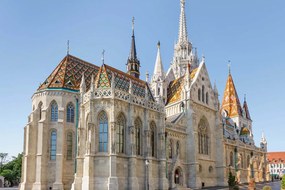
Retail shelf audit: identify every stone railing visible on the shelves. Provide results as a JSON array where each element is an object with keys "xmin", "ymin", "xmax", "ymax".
[{"xmin": 82, "ymin": 88, "xmax": 161, "ymax": 112}]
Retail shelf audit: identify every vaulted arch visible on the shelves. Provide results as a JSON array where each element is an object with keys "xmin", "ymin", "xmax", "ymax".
[{"xmin": 198, "ymin": 116, "xmax": 210, "ymax": 155}]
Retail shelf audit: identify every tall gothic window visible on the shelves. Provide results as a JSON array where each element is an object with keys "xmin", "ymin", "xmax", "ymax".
[
  {"xmin": 230, "ymin": 152, "xmax": 234, "ymax": 166},
  {"xmin": 206, "ymin": 92, "xmax": 209, "ymax": 104},
  {"xmin": 176, "ymin": 141, "xmax": 180, "ymax": 155},
  {"xmin": 202, "ymin": 85, "xmax": 205, "ymax": 103},
  {"xmin": 240, "ymin": 154, "xmax": 244, "ymax": 168},
  {"xmin": 50, "ymin": 130, "xmax": 57, "ymax": 160},
  {"xmin": 116, "ymin": 114, "xmax": 125, "ymax": 153},
  {"xmin": 134, "ymin": 118, "xmax": 142, "ymax": 156},
  {"xmin": 66, "ymin": 132, "xmax": 73, "ymax": 160},
  {"xmin": 247, "ymin": 155, "xmax": 250, "ymax": 168},
  {"xmin": 38, "ymin": 102, "xmax": 43, "ymax": 120},
  {"xmin": 198, "ymin": 89, "xmax": 201, "ymax": 101},
  {"xmin": 198, "ymin": 117, "xmax": 209, "ymax": 155},
  {"xmin": 168, "ymin": 140, "xmax": 173, "ymax": 159},
  {"xmin": 66, "ymin": 102, "xmax": 75, "ymax": 123},
  {"xmin": 150, "ymin": 122, "xmax": 156, "ymax": 157},
  {"xmin": 51, "ymin": 101, "xmax": 58, "ymax": 122},
  {"xmin": 99, "ymin": 111, "xmax": 108, "ymax": 152}
]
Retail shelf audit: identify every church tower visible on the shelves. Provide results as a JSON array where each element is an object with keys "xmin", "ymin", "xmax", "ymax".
[
  {"xmin": 170, "ymin": 0, "xmax": 199, "ymax": 79},
  {"xmin": 126, "ymin": 17, "xmax": 140, "ymax": 78}
]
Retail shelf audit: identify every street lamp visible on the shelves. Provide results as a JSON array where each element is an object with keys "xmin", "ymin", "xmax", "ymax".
[{"xmin": 145, "ymin": 159, "xmax": 149, "ymax": 190}]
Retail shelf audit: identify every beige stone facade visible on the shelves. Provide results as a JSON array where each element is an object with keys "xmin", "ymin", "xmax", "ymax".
[{"xmin": 19, "ymin": 0, "xmax": 268, "ymax": 190}]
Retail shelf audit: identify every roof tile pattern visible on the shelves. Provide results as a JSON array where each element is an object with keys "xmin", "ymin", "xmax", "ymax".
[
  {"xmin": 38, "ymin": 55, "xmax": 99, "ymax": 91},
  {"xmin": 267, "ymin": 152, "xmax": 285, "ymax": 163},
  {"xmin": 221, "ymin": 73, "xmax": 242, "ymax": 118}
]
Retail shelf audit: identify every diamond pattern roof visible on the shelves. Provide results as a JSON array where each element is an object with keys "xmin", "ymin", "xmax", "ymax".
[{"xmin": 38, "ymin": 55, "xmax": 99, "ymax": 91}]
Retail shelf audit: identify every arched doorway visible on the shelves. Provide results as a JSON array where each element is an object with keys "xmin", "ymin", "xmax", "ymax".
[{"xmin": 174, "ymin": 168, "xmax": 183, "ymax": 186}]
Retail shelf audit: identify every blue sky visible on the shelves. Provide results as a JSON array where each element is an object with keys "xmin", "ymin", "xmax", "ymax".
[{"xmin": 0, "ymin": 0, "xmax": 284, "ymax": 158}]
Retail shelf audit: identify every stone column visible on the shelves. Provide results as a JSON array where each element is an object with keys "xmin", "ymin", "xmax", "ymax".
[
  {"xmin": 108, "ymin": 122, "xmax": 118, "ymax": 190},
  {"xmin": 32, "ymin": 120, "xmax": 48, "ymax": 190}
]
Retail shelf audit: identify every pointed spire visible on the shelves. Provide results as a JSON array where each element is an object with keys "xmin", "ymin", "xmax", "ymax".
[
  {"xmin": 67, "ymin": 40, "xmax": 70, "ymax": 55},
  {"xmin": 243, "ymin": 94, "xmax": 251, "ymax": 120},
  {"xmin": 221, "ymin": 72, "xmax": 242, "ymax": 118},
  {"xmin": 153, "ymin": 41, "xmax": 164, "ymax": 81},
  {"xmin": 178, "ymin": 0, "xmax": 188, "ymax": 43},
  {"xmin": 261, "ymin": 131, "xmax": 267, "ymax": 144},
  {"xmin": 80, "ymin": 73, "xmax": 86, "ymax": 93},
  {"xmin": 228, "ymin": 60, "xmax": 231, "ymax": 74},
  {"xmin": 127, "ymin": 17, "xmax": 140, "ymax": 78},
  {"xmin": 129, "ymin": 17, "xmax": 137, "ymax": 61}
]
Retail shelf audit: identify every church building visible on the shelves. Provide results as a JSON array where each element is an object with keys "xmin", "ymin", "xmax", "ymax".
[{"xmin": 19, "ymin": 0, "xmax": 269, "ymax": 189}]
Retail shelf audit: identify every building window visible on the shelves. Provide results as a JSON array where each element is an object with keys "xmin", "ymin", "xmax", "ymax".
[
  {"xmin": 176, "ymin": 141, "xmax": 180, "ymax": 155},
  {"xmin": 198, "ymin": 117, "xmax": 209, "ymax": 155},
  {"xmin": 134, "ymin": 118, "xmax": 142, "ymax": 156},
  {"xmin": 240, "ymin": 154, "xmax": 243, "ymax": 168},
  {"xmin": 206, "ymin": 92, "xmax": 209, "ymax": 104},
  {"xmin": 198, "ymin": 89, "xmax": 201, "ymax": 101},
  {"xmin": 66, "ymin": 102, "xmax": 75, "ymax": 123},
  {"xmin": 169, "ymin": 140, "xmax": 173, "ymax": 159},
  {"xmin": 66, "ymin": 132, "xmax": 73, "ymax": 160},
  {"xmin": 247, "ymin": 155, "xmax": 250, "ymax": 168},
  {"xmin": 150, "ymin": 122, "xmax": 156, "ymax": 157},
  {"xmin": 38, "ymin": 102, "xmax": 43, "ymax": 120},
  {"xmin": 202, "ymin": 85, "xmax": 205, "ymax": 102},
  {"xmin": 116, "ymin": 113, "xmax": 125, "ymax": 153},
  {"xmin": 51, "ymin": 101, "xmax": 58, "ymax": 122},
  {"xmin": 99, "ymin": 111, "xmax": 108, "ymax": 152},
  {"xmin": 230, "ymin": 152, "xmax": 234, "ymax": 166},
  {"xmin": 50, "ymin": 130, "xmax": 57, "ymax": 160}
]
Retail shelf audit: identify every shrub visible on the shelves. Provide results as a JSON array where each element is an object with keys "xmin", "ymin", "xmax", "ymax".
[
  {"xmin": 281, "ymin": 176, "xmax": 285, "ymax": 189},
  {"xmin": 228, "ymin": 171, "xmax": 239, "ymax": 189},
  {"xmin": 262, "ymin": 186, "xmax": 271, "ymax": 190}
]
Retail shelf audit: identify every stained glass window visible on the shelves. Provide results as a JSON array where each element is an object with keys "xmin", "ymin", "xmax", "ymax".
[
  {"xmin": 50, "ymin": 130, "xmax": 57, "ymax": 160},
  {"xmin": 134, "ymin": 118, "xmax": 142, "ymax": 155},
  {"xmin": 67, "ymin": 102, "xmax": 75, "ymax": 123},
  {"xmin": 99, "ymin": 111, "xmax": 108, "ymax": 152},
  {"xmin": 66, "ymin": 132, "xmax": 73, "ymax": 160},
  {"xmin": 51, "ymin": 101, "xmax": 58, "ymax": 122},
  {"xmin": 150, "ymin": 122, "xmax": 156, "ymax": 157},
  {"xmin": 116, "ymin": 114, "xmax": 125, "ymax": 153}
]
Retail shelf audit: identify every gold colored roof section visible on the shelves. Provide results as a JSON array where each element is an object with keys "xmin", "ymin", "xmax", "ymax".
[
  {"xmin": 38, "ymin": 54, "xmax": 99, "ymax": 91},
  {"xmin": 166, "ymin": 68, "xmax": 198, "ymax": 104},
  {"xmin": 221, "ymin": 73, "xmax": 242, "ymax": 118}
]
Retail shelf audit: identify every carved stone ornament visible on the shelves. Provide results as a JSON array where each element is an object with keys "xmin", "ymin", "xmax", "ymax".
[
  {"xmin": 129, "ymin": 125, "xmax": 135, "ymax": 135},
  {"xmin": 110, "ymin": 122, "xmax": 116, "ymax": 131}
]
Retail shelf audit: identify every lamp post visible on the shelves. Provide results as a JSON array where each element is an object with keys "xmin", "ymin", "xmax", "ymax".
[{"xmin": 145, "ymin": 159, "xmax": 149, "ymax": 190}]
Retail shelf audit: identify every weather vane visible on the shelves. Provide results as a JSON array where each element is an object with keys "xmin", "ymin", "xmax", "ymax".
[
  {"xmin": 228, "ymin": 60, "xmax": 231, "ymax": 74},
  {"xmin": 67, "ymin": 40, "xmax": 70, "ymax": 55}
]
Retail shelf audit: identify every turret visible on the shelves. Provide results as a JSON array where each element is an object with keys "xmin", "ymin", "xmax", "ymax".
[
  {"xmin": 260, "ymin": 132, "xmax": 267, "ymax": 151},
  {"xmin": 151, "ymin": 41, "xmax": 167, "ymax": 103},
  {"xmin": 126, "ymin": 17, "xmax": 140, "ymax": 78}
]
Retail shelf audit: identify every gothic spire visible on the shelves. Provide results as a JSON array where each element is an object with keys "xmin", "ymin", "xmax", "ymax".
[
  {"xmin": 152, "ymin": 41, "xmax": 164, "ymax": 81},
  {"xmin": 178, "ymin": 0, "xmax": 188, "ymax": 43},
  {"xmin": 127, "ymin": 17, "xmax": 140, "ymax": 78},
  {"xmin": 243, "ymin": 94, "xmax": 252, "ymax": 120}
]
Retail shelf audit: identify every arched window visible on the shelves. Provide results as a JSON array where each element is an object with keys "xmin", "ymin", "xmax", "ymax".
[
  {"xmin": 240, "ymin": 154, "xmax": 244, "ymax": 169},
  {"xmin": 116, "ymin": 113, "xmax": 125, "ymax": 153},
  {"xmin": 168, "ymin": 140, "xmax": 173, "ymax": 159},
  {"xmin": 51, "ymin": 101, "xmax": 58, "ymax": 122},
  {"xmin": 66, "ymin": 102, "xmax": 75, "ymax": 123},
  {"xmin": 50, "ymin": 130, "xmax": 57, "ymax": 160},
  {"xmin": 99, "ymin": 111, "xmax": 108, "ymax": 152},
  {"xmin": 206, "ymin": 92, "xmax": 209, "ymax": 104},
  {"xmin": 230, "ymin": 152, "xmax": 234, "ymax": 166},
  {"xmin": 198, "ymin": 117, "xmax": 209, "ymax": 155},
  {"xmin": 38, "ymin": 102, "xmax": 43, "ymax": 120},
  {"xmin": 176, "ymin": 141, "xmax": 180, "ymax": 155},
  {"xmin": 150, "ymin": 122, "xmax": 156, "ymax": 157},
  {"xmin": 174, "ymin": 168, "xmax": 183, "ymax": 185},
  {"xmin": 202, "ymin": 85, "xmax": 205, "ymax": 102},
  {"xmin": 198, "ymin": 89, "xmax": 201, "ymax": 101},
  {"xmin": 134, "ymin": 118, "xmax": 142, "ymax": 156},
  {"xmin": 66, "ymin": 132, "xmax": 73, "ymax": 160}
]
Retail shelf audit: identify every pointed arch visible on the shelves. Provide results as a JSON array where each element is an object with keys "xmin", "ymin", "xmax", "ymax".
[
  {"xmin": 198, "ymin": 116, "xmax": 210, "ymax": 155},
  {"xmin": 38, "ymin": 101, "xmax": 43, "ymax": 120},
  {"xmin": 116, "ymin": 113, "xmax": 126, "ymax": 153},
  {"xmin": 230, "ymin": 151, "xmax": 234, "ymax": 166},
  {"xmin": 134, "ymin": 117, "xmax": 142, "ymax": 156},
  {"xmin": 98, "ymin": 111, "xmax": 108, "ymax": 152},
  {"xmin": 66, "ymin": 102, "xmax": 75, "ymax": 123},
  {"xmin": 50, "ymin": 100, "xmax": 58, "ymax": 122},
  {"xmin": 150, "ymin": 121, "xmax": 156, "ymax": 157},
  {"xmin": 202, "ymin": 85, "xmax": 205, "ymax": 102},
  {"xmin": 198, "ymin": 88, "xmax": 201, "ymax": 101},
  {"xmin": 168, "ymin": 139, "xmax": 173, "ymax": 159},
  {"xmin": 174, "ymin": 167, "xmax": 183, "ymax": 186}
]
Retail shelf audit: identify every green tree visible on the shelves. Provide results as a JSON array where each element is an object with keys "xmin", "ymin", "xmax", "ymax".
[
  {"xmin": 281, "ymin": 176, "xmax": 285, "ymax": 190},
  {"xmin": 0, "ymin": 153, "xmax": 22, "ymax": 186},
  {"xmin": 228, "ymin": 171, "xmax": 239, "ymax": 190},
  {"xmin": 0, "ymin": 153, "xmax": 8, "ymax": 172}
]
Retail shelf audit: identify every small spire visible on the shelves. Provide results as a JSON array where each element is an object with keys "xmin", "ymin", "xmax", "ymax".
[
  {"xmin": 102, "ymin": 49, "xmax": 105, "ymax": 64},
  {"xmin": 80, "ymin": 73, "xmax": 86, "ymax": 93},
  {"xmin": 132, "ymin": 16, "xmax": 135, "ymax": 35},
  {"xmin": 228, "ymin": 60, "xmax": 231, "ymax": 74},
  {"xmin": 146, "ymin": 71, "xmax": 149, "ymax": 83},
  {"xmin": 153, "ymin": 40, "xmax": 164, "ymax": 81},
  {"xmin": 244, "ymin": 94, "xmax": 246, "ymax": 102},
  {"xmin": 67, "ymin": 40, "xmax": 70, "ymax": 55},
  {"xmin": 178, "ymin": 0, "xmax": 188, "ymax": 43}
]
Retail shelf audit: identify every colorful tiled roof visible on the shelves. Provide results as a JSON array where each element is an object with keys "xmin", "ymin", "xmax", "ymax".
[
  {"xmin": 267, "ymin": 152, "xmax": 285, "ymax": 163},
  {"xmin": 38, "ymin": 55, "xmax": 99, "ymax": 91},
  {"xmin": 38, "ymin": 54, "xmax": 155, "ymax": 101},
  {"xmin": 166, "ymin": 68, "xmax": 198, "ymax": 104},
  {"xmin": 221, "ymin": 73, "xmax": 242, "ymax": 118}
]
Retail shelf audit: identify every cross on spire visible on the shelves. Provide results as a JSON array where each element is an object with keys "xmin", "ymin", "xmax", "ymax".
[
  {"xmin": 102, "ymin": 49, "xmax": 105, "ymax": 64},
  {"xmin": 228, "ymin": 60, "xmax": 231, "ymax": 74},
  {"xmin": 67, "ymin": 40, "xmax": 70, "ymax": 55}
]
